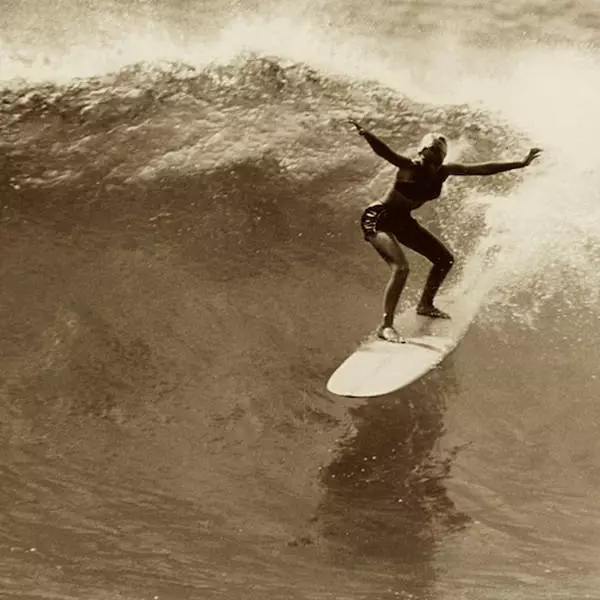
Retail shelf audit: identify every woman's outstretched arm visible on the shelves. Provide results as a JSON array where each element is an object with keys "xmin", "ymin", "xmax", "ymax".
[
  {"xmin": 445, "ymin": 148, "xmax": 542, "ymax": 176},
  {"xmin": 350, "ymin": 119, "xmax": 413, "ymax": 169}
]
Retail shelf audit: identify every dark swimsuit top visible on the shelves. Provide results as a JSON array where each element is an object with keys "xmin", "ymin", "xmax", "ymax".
[{"xmin": 391, "ymin": 161, "xmax": 449, "ymax": 212}]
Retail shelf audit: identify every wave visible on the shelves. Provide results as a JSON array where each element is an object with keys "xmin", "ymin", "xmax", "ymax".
[
  {"xmin": 3, "ymin": 49, "xmax": 598, "ymax": 426},
  {"xmin": 4, "ymin": 48, "xmax": 599, "ymax": 315},
  {"xmin": 0, "ymin": 52, "xmax": 516, "ymax": 566}
]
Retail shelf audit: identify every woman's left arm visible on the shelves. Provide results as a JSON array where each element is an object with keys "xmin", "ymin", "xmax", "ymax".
[{"xmin": 445, "ymin": 148, "xmax": 542, "ymax": 176}]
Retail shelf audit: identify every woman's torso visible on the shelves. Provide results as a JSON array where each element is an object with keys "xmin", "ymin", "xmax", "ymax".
[{"xmin": 375, "ymin": 161, "xmax": 448, "ymax": 213}]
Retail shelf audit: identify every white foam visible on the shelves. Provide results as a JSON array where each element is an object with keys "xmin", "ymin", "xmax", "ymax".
[{"xmin": 442, "ymin": 44, "xmax": 600, "ymax": 314}]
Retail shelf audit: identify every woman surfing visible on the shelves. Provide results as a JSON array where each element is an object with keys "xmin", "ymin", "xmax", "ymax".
[{"xmin": 350, "ymin": 119, "xmax": 542, "ymax": 343}]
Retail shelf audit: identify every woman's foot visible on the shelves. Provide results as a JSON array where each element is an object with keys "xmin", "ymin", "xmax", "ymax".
[
  {"xmin": 376, "ymin": 325, "xmax": 405, "ymax": 343},
  {"xmin": 416, "ymin": 304, "xmax": 451, "ymax": 319}
]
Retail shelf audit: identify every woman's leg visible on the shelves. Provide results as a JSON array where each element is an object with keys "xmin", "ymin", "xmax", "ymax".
[
  {"xmin": 397, "ymin": 219, "xmax": 454, "ymax": 318},
  {"xmin": 368, "ymin": 231, "xmax": 410, "ymax": 340}
]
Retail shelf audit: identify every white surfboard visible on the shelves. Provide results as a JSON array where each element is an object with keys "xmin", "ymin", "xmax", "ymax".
[{"xmin": 327, "ymin": 293, "xmax": 479, "ymax": 398}]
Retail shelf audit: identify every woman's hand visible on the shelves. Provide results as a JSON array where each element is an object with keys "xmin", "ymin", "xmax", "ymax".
[
  {"xmin": 349, "ymin": 119, "xmax": 366, "ymax": 136},
  {"xmin": 523, "ymin": 147, "xmax": 542, "ymax": 166}
]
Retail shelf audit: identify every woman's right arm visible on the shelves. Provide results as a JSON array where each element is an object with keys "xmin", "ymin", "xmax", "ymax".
[{"xmin": 349, "ymin": 120, "xmax": 413, "ymax": 168}]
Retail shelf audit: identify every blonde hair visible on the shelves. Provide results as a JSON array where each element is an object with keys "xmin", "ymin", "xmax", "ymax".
[{"xmin": 418, "ymin": 132, "xmax": 448, "ymax": 154}]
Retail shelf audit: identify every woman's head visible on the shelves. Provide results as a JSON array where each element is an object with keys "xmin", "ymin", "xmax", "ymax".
[{"xmin": 418, "ymin": 132, "xmax": 447, "ymax": 166}]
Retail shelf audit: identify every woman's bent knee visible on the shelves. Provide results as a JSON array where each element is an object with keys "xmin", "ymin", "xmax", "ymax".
[
  {"xmin": 391, "ymin": 262, "xmax": 410, "ymax": 278},
  {"xmin": 437, "ymin": 253, "xmax": 454, "ymax": 271}
]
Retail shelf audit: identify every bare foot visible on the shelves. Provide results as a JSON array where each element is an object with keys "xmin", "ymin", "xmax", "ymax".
[
  {"xmin": 376, "ymin": 326, "xmax": 406, "ymax": 343},
  {"xmin": 416, "ymin": 305, "xmax": 451, "ymax": 319}
]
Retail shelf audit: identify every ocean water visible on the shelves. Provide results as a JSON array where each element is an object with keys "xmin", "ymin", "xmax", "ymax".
[{"xmin": 2, "ymin": 1, "xmax": 600, "ymax": 599}]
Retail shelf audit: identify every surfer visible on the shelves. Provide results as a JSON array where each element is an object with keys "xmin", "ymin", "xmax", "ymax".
[{"xmin": 350, "ymin": 119, "xmax": 542, "ymax": 342}]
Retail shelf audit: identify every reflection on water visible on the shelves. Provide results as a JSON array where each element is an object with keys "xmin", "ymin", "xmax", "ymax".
[{"xmin": 318, "ymin": 366, "xmax": 471, "ymax": 596}]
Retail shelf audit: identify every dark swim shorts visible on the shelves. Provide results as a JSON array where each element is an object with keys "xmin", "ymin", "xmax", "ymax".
[
  {"xmin": 360, "ymin": 203, "xmax": 453, "ymax": 266},
  {"xmin": 360, "ymin": 204, "xmax": 393, "ymax": 240}
]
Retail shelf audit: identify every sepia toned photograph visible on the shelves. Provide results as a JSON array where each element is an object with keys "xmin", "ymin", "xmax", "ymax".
[{"xmin": 2, "ymin": 1, "xmax": 599, "ymax": 598}]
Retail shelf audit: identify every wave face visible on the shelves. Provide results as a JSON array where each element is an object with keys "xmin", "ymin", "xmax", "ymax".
[{"xmin": 2, "ymin": 2, "xmax": 600, "ymax": 599}]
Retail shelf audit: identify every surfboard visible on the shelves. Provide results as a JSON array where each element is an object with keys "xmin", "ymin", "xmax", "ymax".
[{"xmin": 326, "ymin": 293, "xmax": 479, "ymax": 398}]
